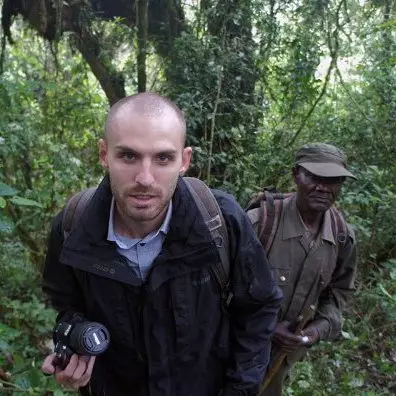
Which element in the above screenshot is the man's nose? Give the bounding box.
[135,162,154,187]
[315,181,331,191]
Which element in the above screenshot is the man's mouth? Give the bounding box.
[310,195,332,203]
[127,194,156,206]
[132,195,154,200]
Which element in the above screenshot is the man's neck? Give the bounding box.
[296,204,324,234]
[114,206,168,239]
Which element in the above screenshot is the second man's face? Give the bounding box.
[100,110,192,225]
[294,167,344,213]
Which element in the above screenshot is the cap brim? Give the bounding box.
[300,162,356,179]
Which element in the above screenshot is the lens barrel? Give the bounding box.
[69,322,110,356]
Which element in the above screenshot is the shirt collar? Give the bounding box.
[321,209,336,244]
[282,194,335,244]
[282,195,305,240]
[107,197,172,248]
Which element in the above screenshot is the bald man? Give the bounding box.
[41,93,281,396]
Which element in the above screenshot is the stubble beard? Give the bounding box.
[111,176,179,224]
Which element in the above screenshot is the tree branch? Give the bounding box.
[73,30,125,105]
[335,67,389,150]
[288,0,344,146]
[288,56,336,146]
[206,71,223,185]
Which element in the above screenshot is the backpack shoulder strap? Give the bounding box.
[258,191,284,253]
[330,206,349,250]
[183,177,230,293]
[62,187,96,240]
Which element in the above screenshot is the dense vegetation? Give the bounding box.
[0,0,395,394]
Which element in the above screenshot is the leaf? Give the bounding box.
[297,380,311,389]
[0,217,13,233]
[14,374,31,390]
[0,196,6,208]
[27,369,43,388]
[9,196,43,208]
[349,376,364,388]
[378,284,396,301]
[341,330,352,340]
[0,182,18,196]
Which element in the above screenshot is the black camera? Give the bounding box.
[53,320,110,369]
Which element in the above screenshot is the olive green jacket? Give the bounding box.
[247,194,357,342]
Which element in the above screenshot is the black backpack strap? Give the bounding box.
[62,187,96,240]
[183,177,230,297]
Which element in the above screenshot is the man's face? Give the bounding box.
[293,167,345,213]
[99,110,192,225]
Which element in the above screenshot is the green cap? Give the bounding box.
[295,143,356,179]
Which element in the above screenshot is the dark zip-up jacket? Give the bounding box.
[43,176,282,396]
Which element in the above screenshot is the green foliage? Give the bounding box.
[0,181,42,233]
[0,239,75,395]
[0,25,108,269]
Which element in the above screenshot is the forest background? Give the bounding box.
[0,0,395,394]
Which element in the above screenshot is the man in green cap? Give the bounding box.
[247,143,357,396]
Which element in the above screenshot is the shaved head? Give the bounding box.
[105,92,186,145]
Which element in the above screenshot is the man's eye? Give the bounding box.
[121,152,135,161]
[157,154,171,163]
[328,177,345,185]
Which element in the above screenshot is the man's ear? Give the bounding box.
[99,139,108,168]
[292,166,299,184]
[180,147,192,175]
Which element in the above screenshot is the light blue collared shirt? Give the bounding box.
[107,198,172,281]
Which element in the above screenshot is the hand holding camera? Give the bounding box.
[53,320,110,369]
[41,319,110,389]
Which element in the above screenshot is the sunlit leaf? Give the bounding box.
[9,196,43,208]
[297,380,311,389]
[379,284,396,301]
[349,376,364,388]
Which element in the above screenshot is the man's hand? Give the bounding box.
[272,321,305,353]
[41,353,96,390]
[300,325,320,346]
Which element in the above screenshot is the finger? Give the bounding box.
[86,356,96,376]
[56,354,79,384]
[41,353,56,375]
[273,336,305,349]
[274,338,302,348]
[301,328,319,345]
[80,356,96,387]
[275,332,303,344]
[71,356,90,383]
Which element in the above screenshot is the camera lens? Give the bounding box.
[70,322,110,356]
